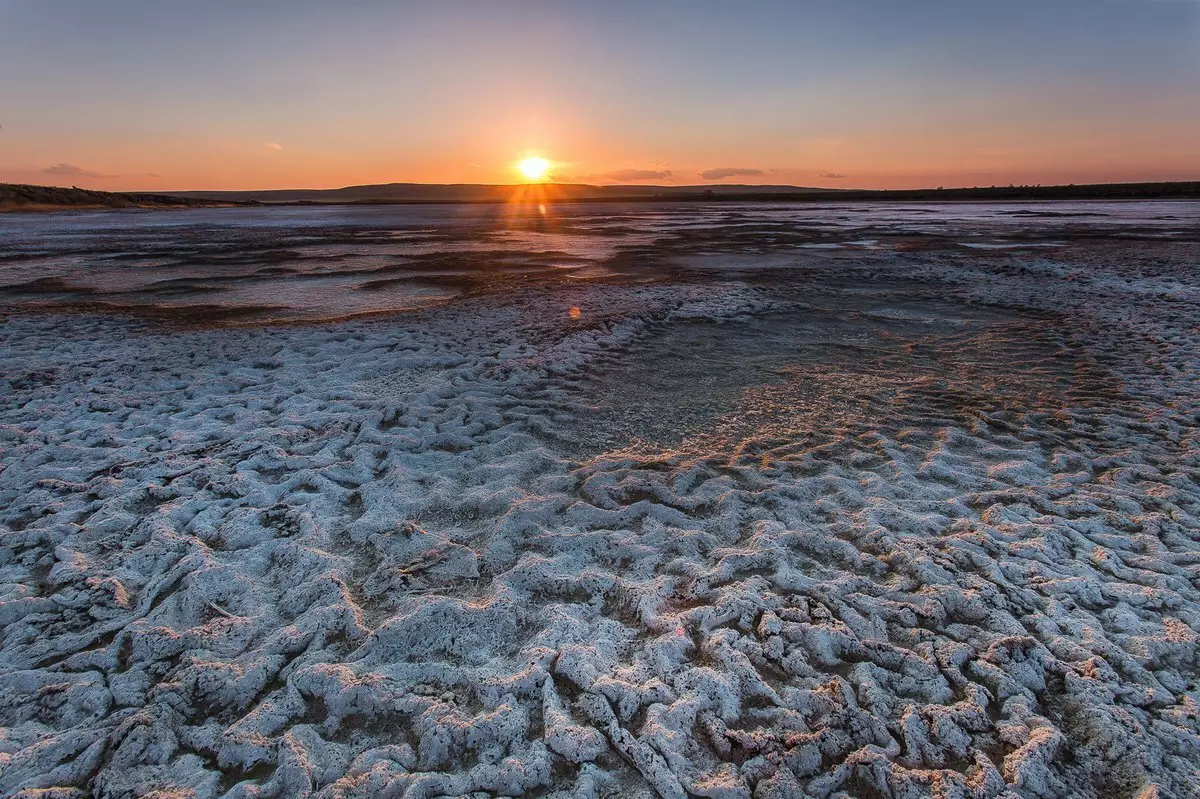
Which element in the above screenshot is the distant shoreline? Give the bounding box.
[3,180,1199,213]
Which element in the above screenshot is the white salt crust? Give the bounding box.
[1,231,1199,799]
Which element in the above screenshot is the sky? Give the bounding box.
[1,0,1198,190]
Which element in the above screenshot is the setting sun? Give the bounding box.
[517,156,551,182]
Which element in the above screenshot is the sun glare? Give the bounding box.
[517,156,551,182]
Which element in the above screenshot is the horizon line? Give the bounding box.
[110,177,1200,195]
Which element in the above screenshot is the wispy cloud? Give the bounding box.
[266,142,283,152]
[700,167,763,180]
[597,168,672,182]
[564,168,673,183]
[42,163,114,179]
[819,171,847,179]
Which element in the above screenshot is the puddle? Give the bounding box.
[562,294,1116,458]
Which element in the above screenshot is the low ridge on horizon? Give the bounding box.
[6,178,1200,213]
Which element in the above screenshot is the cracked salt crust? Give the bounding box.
[0,204,1198,799]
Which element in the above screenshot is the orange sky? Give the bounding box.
[1,1,1198,191]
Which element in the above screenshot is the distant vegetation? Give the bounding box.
[793,181,1200,202]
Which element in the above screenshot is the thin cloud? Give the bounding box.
[598,168,672,182]
[42,163,114,179]
[819,171,848,179]
[700,167,763,180]
[266,142,283,151]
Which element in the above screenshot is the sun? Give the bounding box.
[517,156,551,182]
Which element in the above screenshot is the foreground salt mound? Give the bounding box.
[1,240,1198,799]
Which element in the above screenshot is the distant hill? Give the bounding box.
[0,182,244,212]
[165,180,1200,205]
[6,180,1199,213]
[165,182,834,204]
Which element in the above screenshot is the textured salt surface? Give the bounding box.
[1,203,1199,799]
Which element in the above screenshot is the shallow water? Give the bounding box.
[2,199,1198,322]
[566,289,1117,458]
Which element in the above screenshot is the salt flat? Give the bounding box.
[1,202,1198,798]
